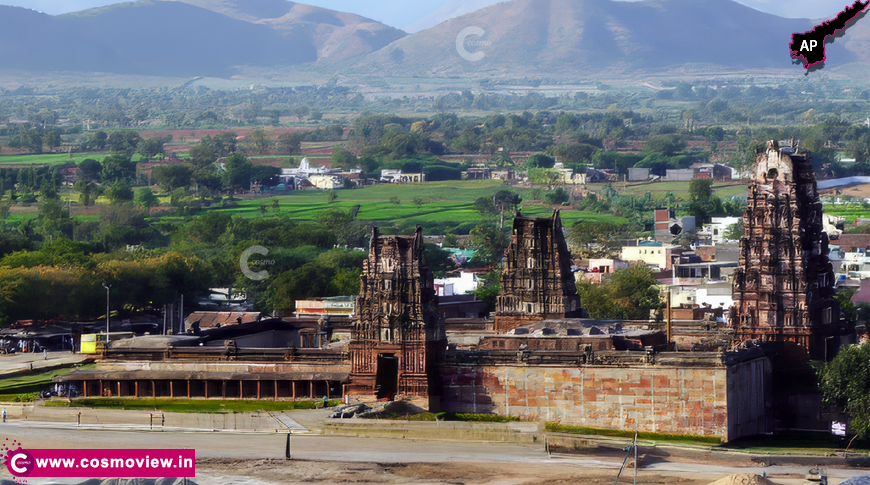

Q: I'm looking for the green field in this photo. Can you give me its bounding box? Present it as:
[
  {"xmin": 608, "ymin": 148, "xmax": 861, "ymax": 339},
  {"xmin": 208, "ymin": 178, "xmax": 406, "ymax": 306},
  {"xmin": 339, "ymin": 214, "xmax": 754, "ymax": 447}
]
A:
[
  {"xmin": 586, "ymin": 181, "xmax": 748, "ymax": 200},
  {"xmin": 821, "ymin": 205, "xmax": 870, "ymax": 223},
  {"xmin": 199, "ymin": 180, "xmax": 626, "ymax": 228},
  {"xmin": 0, "ymin": 152, "xmax": 143, "ymax": 166}
]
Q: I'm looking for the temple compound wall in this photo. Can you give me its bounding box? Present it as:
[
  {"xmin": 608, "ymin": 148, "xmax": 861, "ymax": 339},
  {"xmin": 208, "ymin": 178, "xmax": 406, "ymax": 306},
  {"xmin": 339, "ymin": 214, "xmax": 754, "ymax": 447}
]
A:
[
  {"xmin": 729, "ymin": 140, "xmax": 846, "ymax": 358},
  {"xmin": 348, "ymin": 226, "xmax": 446, "ymax": 399},
  {"xmin": 494, "ymin": 211, "xmax": 583, "ymax": 334},
  {"xmin": 439, "ymin": 349, "xmax": 770, "ymax": 442}
]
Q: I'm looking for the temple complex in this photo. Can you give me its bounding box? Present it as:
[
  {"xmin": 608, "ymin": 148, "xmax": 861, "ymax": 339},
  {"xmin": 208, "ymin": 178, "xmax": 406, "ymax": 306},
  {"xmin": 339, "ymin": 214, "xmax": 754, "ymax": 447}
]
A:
[
  {"xmin": 494, "ymin": 211, "xmax": 584, "ymax": 333},
  {"xmin": 729, "ymin": 139, "xmax": 845, "ymax": 358}
]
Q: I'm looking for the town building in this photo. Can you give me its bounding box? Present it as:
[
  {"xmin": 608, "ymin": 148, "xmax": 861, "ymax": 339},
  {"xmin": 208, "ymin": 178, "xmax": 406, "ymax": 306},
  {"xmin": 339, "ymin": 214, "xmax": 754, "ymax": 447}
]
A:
[{"xmin": 620, "ymin": 241, "xmax": 683, "ymax": 270}]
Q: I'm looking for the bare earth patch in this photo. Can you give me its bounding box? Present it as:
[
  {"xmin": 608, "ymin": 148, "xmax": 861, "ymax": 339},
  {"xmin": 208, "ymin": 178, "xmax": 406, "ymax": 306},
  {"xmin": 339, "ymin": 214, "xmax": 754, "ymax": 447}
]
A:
[{"xmin": 197, "ymin": 458, "xmax": 714, "ymax": 485}]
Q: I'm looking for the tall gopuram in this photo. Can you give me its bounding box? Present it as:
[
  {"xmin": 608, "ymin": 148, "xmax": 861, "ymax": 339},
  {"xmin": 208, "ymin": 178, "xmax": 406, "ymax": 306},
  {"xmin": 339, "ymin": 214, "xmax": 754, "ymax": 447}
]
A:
[
  {"xmin": 494, "ymin": 210, "xmax": 583, "ymax": 334},
  {"xmin": 729, "ymin": 139, "xmax": 845, "ymax": 358},
  {"xmin": 347, "ymin": 227, "xmax": 446, "ymax": 399}
]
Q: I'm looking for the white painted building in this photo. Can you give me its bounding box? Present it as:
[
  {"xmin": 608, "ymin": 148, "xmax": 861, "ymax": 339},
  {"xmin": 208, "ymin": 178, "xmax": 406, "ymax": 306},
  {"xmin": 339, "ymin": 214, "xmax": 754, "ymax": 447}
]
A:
[
  {"xmin": 434, "ymin": 272, "xmax": 479, "ymax": 296},
  {"xmin": 700, "ymin": 217, "xmax": 742, "ymax": 244}
]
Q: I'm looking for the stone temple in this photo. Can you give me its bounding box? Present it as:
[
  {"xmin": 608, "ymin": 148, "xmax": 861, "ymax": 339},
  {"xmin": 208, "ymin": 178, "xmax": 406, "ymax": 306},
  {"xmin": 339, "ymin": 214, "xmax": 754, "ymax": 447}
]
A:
[
  {"xmin": 347, "ymin": 226, "xmax": 446, "ymax": 400},
  {"xmin": 494, "ymin": 211, "xmax": 583, "ymax": 333},
  {"xmin": 729, "ymin": 139, "xmax": 847, "ymax": 358}
]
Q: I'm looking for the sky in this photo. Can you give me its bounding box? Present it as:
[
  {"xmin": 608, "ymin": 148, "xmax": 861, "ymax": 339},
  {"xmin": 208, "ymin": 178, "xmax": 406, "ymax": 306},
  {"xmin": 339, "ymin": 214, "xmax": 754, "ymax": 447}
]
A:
[{"xmin": 1, "ymin": 0, "xmax": 856, "ymax": 30}]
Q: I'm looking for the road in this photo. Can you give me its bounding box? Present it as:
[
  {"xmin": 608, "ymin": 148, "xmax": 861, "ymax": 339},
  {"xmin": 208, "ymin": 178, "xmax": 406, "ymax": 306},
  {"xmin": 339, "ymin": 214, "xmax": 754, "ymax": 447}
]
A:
[{"xmin": 1, "ymin": 421, "xmax": 869, "ymax": 484}]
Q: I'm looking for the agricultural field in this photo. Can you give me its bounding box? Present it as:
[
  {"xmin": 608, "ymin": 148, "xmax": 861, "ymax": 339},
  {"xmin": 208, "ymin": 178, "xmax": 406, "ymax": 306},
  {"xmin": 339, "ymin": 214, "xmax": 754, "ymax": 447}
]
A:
[
  {"xmin": 192, "ymin": 180, "xmax": 626, "ymax": 228},
  {"xmin": 0, "ymin": 152, "xmax": 143, "ymax": 166},
  {"xmin": 0, "ymin": 179, "xmax": 626, "ymax": 229},
  {"xmin": 586, "ymin": 180, "xmax": 748, "ymax": 200}
]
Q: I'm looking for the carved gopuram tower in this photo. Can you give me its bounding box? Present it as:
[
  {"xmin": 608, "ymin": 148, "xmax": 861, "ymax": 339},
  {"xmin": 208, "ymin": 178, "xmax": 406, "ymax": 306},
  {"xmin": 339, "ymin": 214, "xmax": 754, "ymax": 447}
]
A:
[
  {"xmin": 348, "ymin": 227, "xmax": 446, "ymax": 400},
  {"xmin": 494, "ymin": 210, "xmax": 583, "ymax": 334},
  {"xmin": 729, "ymin": 140, "xmax": 844, "ymax": 359}
]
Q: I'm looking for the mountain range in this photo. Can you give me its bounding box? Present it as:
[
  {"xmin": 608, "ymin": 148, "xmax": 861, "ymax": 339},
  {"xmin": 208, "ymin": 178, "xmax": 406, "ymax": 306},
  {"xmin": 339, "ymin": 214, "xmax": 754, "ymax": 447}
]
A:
[
  {"xmin": 357, "ymin": 0, "xmax": 858, "ymax": 76},
  {"xmin": 0, "ymin": 0, "xmax": 404, "ymax": 77},
  {"xmin": 0, "ymin": 0, "xmax": 866, "ymax": 78}
]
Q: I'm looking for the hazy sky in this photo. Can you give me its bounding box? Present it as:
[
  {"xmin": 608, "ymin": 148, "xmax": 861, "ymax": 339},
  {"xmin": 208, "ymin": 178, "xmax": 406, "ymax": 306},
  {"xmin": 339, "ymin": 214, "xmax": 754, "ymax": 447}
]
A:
[{"xmin": 1, "ymin": 0, "xmax": 856, "ymax": 30}]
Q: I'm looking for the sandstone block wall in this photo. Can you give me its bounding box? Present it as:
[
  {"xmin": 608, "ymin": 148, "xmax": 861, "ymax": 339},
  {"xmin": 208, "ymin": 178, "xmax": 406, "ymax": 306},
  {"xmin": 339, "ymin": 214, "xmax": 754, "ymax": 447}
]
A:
[{"xmin": 440, "ymin": 358, "xmax": 769, "ymax": 441}]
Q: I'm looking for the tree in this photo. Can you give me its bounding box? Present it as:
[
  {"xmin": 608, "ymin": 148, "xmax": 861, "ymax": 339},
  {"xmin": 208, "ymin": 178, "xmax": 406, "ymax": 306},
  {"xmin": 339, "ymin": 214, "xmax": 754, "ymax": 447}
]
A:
[
  {"xmin": 99, "ymin": 154, "xmax": 136, "ymax": 183},
  {"xmin": 553, "ymin": 144, "xmax": 599, "ymax": 165},
  {"xmin": 527, "ymin": 168, "xmax": 563, "ymax": 190},
  {"xmin": 526, "ymin": 153, "xmax": 556, "ymax": 169},
  {"xmin": 473, "ymin": 197, "xmax": 497, "ymax": 217},
  {"xmin": 189, "ymin": 140, "xmax": 218, "ymax": 169},
  {"xmin": 223, "ymin": 153, "xmax": 255, "ymax": 191},
  {"xmin": 723, "ymin": 221, "xmax": 744, "ymax": 241},
  {"xmin": 244, "ymin": 129, "xmax": 271, "ymax": 155},
  {"xmin": 277, "ymin": 131, "xmax": 303, "ymax": 155},
  {"xmin": 689, "ymin": 178, "xmax": 714, "ymax": 202},
  {"xmin": 78, "ymin": 159, "xmax": 102, "ymax": 181},
  {"xmin": 105, "ymin": 180, "xmax": 134, "ymax": 204},
  {"xmin": 424, "ymin": 244, "xmax": 455, "ymax": 277},
  {"xmin": 292, "ymin": 105, "xmax": 310, "ymax": 120},
  {"xmin": 471, "ymin": 270, "xmax": 501, "ymax": 312},
  {"xmin": 266, "ymin": 263, "xmax": 335, "ymax": 314},
  {"xmin": 644, "ymin": 134, "xmax": 686, "ymax": 156},
  {"xmin": 576, "ymin": 265, "xmax": 662, "ymax": 320},
  {"xmin": 138, "ymin": 137, "xmax": 166, "ymax": 160},
  {"xmin": 44, "ymin": 130, "xmax": 61, "ymax": 150},
  {"xmin": 153, "ymin": 165, "xmax": 193, "ymax": 192},
  {"xmin": 77, "ymin": 181, "xmax": 96, "ymax": 207},
  {"xmin": 331, "ymin": 147, "xmax": 358, "ymax": 170},
  {"xmin": 818, "ymin": 342, "xmax": 870, "ymax": 444},
  {"xmin": 469, "ymin": 223, "xmax": 509, "ymax": 265},
  {"xmin": 134, "ymin": 188, "xmax": 159, "ymax": 208},
  {"xmin": 492, "ymin": 189, "xmax": 522, "ymax": 228},
  {"xmin": 568, "ymin": 220, "xmax": 639, "ymax": 259},
  {"xmin": 544, "ymin": 188, "xmax": 570, "ymax": 205}
]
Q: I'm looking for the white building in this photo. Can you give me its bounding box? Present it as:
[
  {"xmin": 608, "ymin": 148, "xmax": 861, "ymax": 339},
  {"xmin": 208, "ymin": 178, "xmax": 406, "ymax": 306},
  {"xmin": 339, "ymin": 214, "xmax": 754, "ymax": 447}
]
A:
[
  {"xmin": 434, "ymin": 272, "xmax": 479, "ymax": 296},
  {"xmin": 380, "ymin": 170, "xmax": 426, "ymax": 183},
  {"xmin": 700, "ymin": 217, "xmax": 742, "ymax": 244}
]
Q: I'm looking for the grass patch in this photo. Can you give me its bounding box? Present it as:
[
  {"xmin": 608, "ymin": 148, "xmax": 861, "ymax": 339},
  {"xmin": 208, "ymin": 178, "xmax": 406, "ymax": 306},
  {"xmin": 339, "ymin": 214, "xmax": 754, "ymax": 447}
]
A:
[
  {"xmin": 0, "ymin": 364, "xmax": 94, "ymax": 395},
  {"xmin": 45, "ymin": 397, "xmax": 340, "ymax": 413},
  {"xmin": 545, "ymin": 422, "xmax": 722, "ymax": 445},
  {"xmin": 0, "ymin": 393, "xmax": 39, "ymax": 403},
  {"xmin": 723, "ymin": 430, "xmax": 870, "ymax": 455},
  {"xmin": 439, "ymin": 412, "xmax": 520, "ymax": 423},
  {"xmin": 586, "ymin": 181, "xmax": 747, "ymax": 200},
  {"xmin": 0, "ymin": 152, "xmax": 123, "ymax": 166}
]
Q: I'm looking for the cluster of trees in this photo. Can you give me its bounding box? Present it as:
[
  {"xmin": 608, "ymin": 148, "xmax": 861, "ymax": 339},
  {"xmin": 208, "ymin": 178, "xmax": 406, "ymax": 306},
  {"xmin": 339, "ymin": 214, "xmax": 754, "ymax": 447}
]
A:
[
  {"xmin": 575, "ymin": 265, "xmax": 663, "ymax": 320},
  {"xmin": 0, "ymin": 238, "xmax": 209, "ymax": 323}
]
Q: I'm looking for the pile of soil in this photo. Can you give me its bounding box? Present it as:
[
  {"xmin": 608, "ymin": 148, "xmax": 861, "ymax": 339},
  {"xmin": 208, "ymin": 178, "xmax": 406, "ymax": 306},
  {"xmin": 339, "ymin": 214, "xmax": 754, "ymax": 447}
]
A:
[{"xmin": 708, "ymin": 473, "xmax": 772, "ymax": 485}]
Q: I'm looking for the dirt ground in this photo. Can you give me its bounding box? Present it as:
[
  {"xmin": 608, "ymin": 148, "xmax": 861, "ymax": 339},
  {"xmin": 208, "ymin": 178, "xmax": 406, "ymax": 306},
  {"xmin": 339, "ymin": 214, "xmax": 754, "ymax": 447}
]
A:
[{"xmin": 197, "ymin": 458, "xmax": 713, "ymax": 485}]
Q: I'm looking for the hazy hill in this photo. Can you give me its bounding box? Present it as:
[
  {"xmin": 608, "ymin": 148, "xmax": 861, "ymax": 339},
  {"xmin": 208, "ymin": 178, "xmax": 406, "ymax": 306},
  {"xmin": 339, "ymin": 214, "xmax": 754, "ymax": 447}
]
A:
[
  {"xmin": 357, "ymin": 0, "xmax": 850, "ymax": 76},
  {"xmin": 0, "ymin": 0, "xmax": 404, "ymax": 77},
  {"xmin": 163, "ymin": 0, "xmax": 406, "ymax": 61},
  {"xmin": 405, "ymin": 0, "xmax": 503, "ymax": 33}
]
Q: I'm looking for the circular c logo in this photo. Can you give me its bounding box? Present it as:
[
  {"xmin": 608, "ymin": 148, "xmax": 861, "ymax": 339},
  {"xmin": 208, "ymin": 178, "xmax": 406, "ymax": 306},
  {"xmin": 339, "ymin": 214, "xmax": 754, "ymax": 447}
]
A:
[
  {"xmin": 455, "ymin": 26, "xmax": 487, "ymax": 62},
  {"xmin": 240, "ymin": 245, "xmax": 270, "ymax": 281},
  {"xmin": 7, "ymin": 450, "xmax": 35, "ymax": 477}
]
